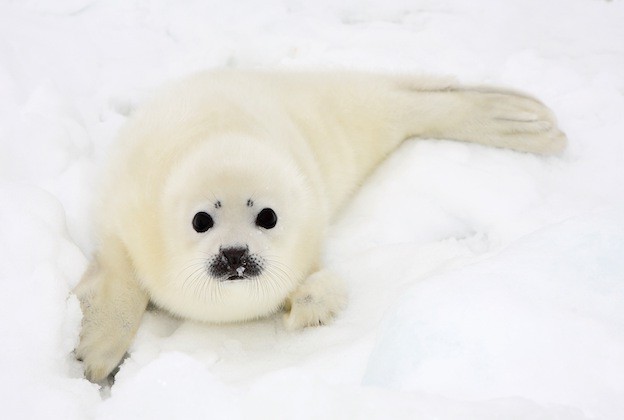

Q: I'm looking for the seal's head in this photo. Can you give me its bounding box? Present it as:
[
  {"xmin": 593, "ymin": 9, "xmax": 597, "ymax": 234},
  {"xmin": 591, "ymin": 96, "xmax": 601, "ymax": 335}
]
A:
[{"xmin": 149, "ymin": 135, "xmax": 323, "ymax": 323}]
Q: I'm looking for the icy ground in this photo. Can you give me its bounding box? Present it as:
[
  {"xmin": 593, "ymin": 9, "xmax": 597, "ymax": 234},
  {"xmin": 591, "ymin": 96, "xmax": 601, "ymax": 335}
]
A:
[{"xmin": 1, "ymin": 0, "xmax": 624, "ymax": 419}]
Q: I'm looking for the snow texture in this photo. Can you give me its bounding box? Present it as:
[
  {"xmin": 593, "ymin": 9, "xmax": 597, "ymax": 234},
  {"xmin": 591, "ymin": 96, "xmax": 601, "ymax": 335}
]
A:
[{"xmin": 1, "ymin": 0, "xmax": 624, "ymax": 419}]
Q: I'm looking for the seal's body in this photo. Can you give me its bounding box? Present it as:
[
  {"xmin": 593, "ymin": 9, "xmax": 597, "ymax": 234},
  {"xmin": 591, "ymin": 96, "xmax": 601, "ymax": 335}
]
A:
[{"xmin": 74, "ymin": 70, "xmax": 565, "ymax": 381}]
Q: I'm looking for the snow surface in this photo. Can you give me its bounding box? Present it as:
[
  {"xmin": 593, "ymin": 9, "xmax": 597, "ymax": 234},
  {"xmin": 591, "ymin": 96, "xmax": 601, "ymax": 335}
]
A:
[{"xmin": 1, "ymin": 0, "xmax": 624, "ymax": 419}]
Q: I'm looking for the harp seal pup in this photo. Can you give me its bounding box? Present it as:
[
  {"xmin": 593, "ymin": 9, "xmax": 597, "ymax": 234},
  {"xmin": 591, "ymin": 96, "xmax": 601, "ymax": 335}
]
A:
[{"xmin": 74, "ymin": 70, "xmax": 566, "ymax": 382}]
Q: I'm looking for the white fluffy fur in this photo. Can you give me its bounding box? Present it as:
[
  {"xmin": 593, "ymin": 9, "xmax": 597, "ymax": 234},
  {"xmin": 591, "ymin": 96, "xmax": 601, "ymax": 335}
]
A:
[{"xmin": 74, "ymin": 70, "xmax": 565, "ymax": 382}]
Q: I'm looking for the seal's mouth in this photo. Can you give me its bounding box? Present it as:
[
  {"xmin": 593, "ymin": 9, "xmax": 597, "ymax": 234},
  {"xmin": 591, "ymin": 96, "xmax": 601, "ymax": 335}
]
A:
[{"xmin": 226, "ymin": 274, "xmax": 246, "ymax": 281}]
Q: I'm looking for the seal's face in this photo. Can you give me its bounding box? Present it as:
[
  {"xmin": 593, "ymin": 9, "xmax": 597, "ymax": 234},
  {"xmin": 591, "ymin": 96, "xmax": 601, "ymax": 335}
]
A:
[
  {"xmin": 151, "ymin": 137, "xmax": 322, "ymax": 322},
  {"xmin": 190, "ymin": 202, "xmax": 275, "ymax": 281},
  {"xmin": 185, "ymin": 195, "xmax": 285, "ymax": 285}
]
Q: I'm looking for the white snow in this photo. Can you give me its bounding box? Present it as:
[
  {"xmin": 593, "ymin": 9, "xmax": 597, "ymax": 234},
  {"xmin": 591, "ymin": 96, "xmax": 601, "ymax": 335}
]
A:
[{"xmin": 1, "ymin": 0, "xmax": 624, "ymax": 419}]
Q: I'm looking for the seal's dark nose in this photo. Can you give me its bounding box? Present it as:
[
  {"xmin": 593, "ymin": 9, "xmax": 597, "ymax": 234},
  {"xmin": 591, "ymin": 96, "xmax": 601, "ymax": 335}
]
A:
[
  {"xmin": 210, "ymin": 246, "xmax": 261, "ymax": 280},
  {"xmin": 221, "ymin": 247, "xmax": 248, "ymax": 267}
]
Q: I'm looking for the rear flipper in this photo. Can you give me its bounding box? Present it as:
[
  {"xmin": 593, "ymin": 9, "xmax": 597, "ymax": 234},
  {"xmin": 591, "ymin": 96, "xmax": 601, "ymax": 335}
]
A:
[{"xmin": 398, "ymin": 83, "xmax": 566, "ymax": 155}]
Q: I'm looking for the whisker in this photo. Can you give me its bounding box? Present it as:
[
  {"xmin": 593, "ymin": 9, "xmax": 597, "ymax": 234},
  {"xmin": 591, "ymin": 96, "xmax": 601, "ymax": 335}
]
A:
[
  {"xmin": 182, "ymin": 265, "xmax": 207, "ymax": 292},
  {"xmin": 262, "ymin": 266, "xmax": 290, "ymax": 299}
]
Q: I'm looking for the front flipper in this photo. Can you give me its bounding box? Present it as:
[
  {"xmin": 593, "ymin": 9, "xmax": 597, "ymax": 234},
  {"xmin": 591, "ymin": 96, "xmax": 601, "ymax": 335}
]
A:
[
  {"xmin": 283, "ymin": 269, "xmax": 347, "ymax": 330},
  {"xmin": 73, "ymin": 240, "xmax": 149, "ymax": 383}
]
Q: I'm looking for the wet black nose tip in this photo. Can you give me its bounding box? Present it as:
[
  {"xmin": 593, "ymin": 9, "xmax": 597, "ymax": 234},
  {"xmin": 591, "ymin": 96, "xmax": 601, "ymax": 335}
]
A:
[{"xmin": 220, "ymin": 247, "xmax": 248, "ymax": 267}]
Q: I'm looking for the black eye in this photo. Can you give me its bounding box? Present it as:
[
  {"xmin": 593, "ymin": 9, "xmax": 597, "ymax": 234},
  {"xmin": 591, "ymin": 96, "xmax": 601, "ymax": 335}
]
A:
[
  {"xmin": 192, "ymin": 212, "xmax": 214, "ymax": 232},
  {"xmin": 256, "ymin": 208, "xmax": 277, "ymax": 229}
]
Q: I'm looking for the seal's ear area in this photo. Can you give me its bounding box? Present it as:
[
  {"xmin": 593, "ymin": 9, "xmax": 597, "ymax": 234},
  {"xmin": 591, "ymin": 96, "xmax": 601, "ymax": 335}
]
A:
[{"xmin": 73, "ymin": 240, "xmax": 149, "ymax": 383}]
